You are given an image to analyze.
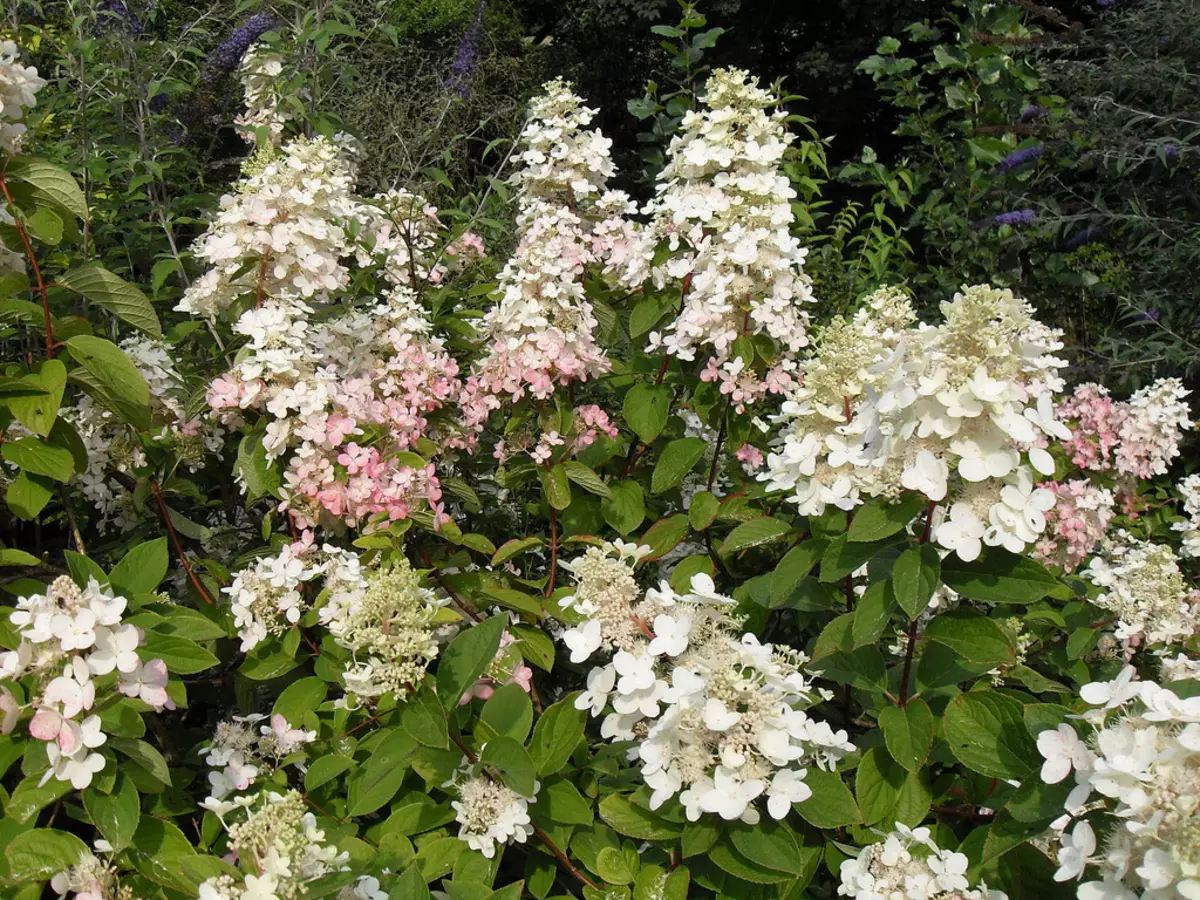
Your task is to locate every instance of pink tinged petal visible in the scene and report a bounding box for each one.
[29,709,63,742]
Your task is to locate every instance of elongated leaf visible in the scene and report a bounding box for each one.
[720,516,792,554]
[5,157,89,220]
[59,264,162,338]
[562,461,612,499]
[66,335,151,429]
[650,438,707,494]
[2,435,74,481]
[436,615,506,709]
[109,538,168,596]
[7,358,66,437]
[528,693,585,775]
[623,383,671,443]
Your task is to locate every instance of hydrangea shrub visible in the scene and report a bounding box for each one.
[1,36,1198,900]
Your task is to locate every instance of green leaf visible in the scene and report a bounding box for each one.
[598,794,683,840]
[84,774,140,852]
[728,819,807,876]
[878,699,935,774]
[651,438,708,494]
[481,587,543,617]
[305,755,355,791]
[111,738,172,786]
[529,693,585,775]
[2,436,74,481]
[390,865,431,900]
[348,730,415,816]
[539,778,593,826]
[941,549,1064,604]
[236,434,282,500]
[623,383,672,444]
[25,206,63,245]
[480,682,534,743]
[640,514,690,562]
[480,736,536,796]
[688,491,720,531]
[127,818,196,891]
[595,846,637,884]
[401,685,450,749]
[709,838,792,884]
[819,534,895,582]
[241,645,301,681]
[139,632,219,674]
[5,829,89,882]
[681,820,719,858]
[892,544,941,619]
[0,548,39,566]
[852,580,895,648]
[943,690,1038,779]
[562,461,612,499]
[856,746,907,825]
[924,611,1016,666]
[720,516,793,554]
[491,537,544,567]
[66,335,151,429]
[109,538,168,596]
[436,614,506,708]
[272,677,327,723]
[3,773,71,824]
[58,264,162,338]
[769,539,828,605]
[602,481,645,535]
[541,464,572,510]
[794,769,861,828]
[510,625,554,672]
[847,494,926,542]
[7,358,66,437]
[6,470,53,519]
[5,157,89,220]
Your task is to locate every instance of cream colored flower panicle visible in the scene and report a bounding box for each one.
[630,67,814,402]
[838,824,1008,900]
[761,284,1070,561]
[452,775,537,859]
[0,39,47,155]
[235,44,294,145]
[1038,669,1200,900]
[319,558,451,700]
[557,542,852,825]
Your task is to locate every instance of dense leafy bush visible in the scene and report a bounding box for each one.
[1,4,1198,900]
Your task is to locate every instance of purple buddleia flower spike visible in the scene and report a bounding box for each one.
[1018,104,1047,123]
[974,209,1038,230]
[443,2,485,98]
[995,145,1045,174]
[1065,226,1101,249]
[96,0,143,36]
[202,12,277,84]
[1137,309,1162,323]
[1164,143,1179,162]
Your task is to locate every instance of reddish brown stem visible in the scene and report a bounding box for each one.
[707,405,728,492]
[545,506,559,599]
[416,545,482,622]
[150,480,215,605]
[0,173,55,357]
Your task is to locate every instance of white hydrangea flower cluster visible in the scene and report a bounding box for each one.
[451,773,537,859]
[760,284,1070,562]
[67,335,223,531]
[1037,668,1200,900]
[199,712,316,816]
[198,790,349,900]
[470,79,638,404]
[558,542,853,824]
[1084,533,1200,657]
[318,557,451,701]
[1172,474,1200,559]
[0,39,47,155]
[224,536,362,651]
[50,850,132,900]
[3,576,172,789]
[627,67,813,402]
[838,823,1008,900]
[176,133,361,319]
[235,45,294,145]
[1114,378,1193,480]
[336,876,388,900]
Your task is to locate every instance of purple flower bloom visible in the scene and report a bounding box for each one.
[989,209,1038,227]
[1164,143,1179,162]
[96,0,143,36]
[1065,226,1101,249]
[1137,309,1161,323]
[1018,105,1047,123]
[202,13,277,84]
[996,145,1045,174]
[443,2,485,99]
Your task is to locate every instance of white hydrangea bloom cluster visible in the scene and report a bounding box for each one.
[50,850,132,900]
[198,790,348,900]
[318,557,451,701]
[451,773,537,859]
[67,335,223,531]
[838,823,1008,900]
[224,536,361,651]
[628,67,813,401]
[235,45,294,145]
[0,39,47,155]
[199,712,316,816]
[1084,533,1200,656]
[761,284,1070,562]
[558,542,853,824]
[1114,378,1193,480]
[3,576,172,789]
[470,79,637,403]
[1172,475,1200,559]
[336,877,388,900]
[176,134,360,319]
[1037,669,1200,900]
